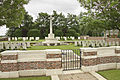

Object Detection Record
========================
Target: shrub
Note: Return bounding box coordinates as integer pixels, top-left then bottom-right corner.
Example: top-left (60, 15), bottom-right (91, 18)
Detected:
top-left (67, 38), bottom-right (72, 40)
top-left (27, 29), bottom-right (40, 37)
top-left (60, 38), bottom-right (65, 41)
top-left (18, 38), bottom-right (23, 41)
top-left (14, 29), bottom-right (22, 37)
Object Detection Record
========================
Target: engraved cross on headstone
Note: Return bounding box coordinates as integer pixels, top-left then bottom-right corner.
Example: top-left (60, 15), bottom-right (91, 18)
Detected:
top-left (49, 15), bottom-right (54, 34)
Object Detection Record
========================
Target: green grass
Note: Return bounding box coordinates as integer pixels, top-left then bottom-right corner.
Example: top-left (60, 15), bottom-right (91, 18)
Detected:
top-left (0, 76), bottom-right (51, 80)
top-left (27, 44), bottom-right (81, 50)
top-left (98, 70), bottom-right (120, 80)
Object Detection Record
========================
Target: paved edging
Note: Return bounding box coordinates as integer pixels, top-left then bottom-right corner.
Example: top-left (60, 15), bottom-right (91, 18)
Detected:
top-left (63, 70), bottom-right (84, 74)
top-left (51, 75), bottom-right (59, 80)
top-left (90, 71), bottom-right (107, 80)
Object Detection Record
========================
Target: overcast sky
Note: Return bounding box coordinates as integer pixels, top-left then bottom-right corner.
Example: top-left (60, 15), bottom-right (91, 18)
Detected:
top-left (0, 0), bottom-right (86, 36)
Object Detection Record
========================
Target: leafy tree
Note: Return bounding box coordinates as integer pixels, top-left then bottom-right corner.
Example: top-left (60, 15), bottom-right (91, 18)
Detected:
top-left (0, 0), bottom-right (29, 27)
top-left (20, 12), bottom-right (34, 37)
top-left (78, 0), bottom-right (120, 31)
top-left (78, 13), bottom-right (105, 36)
top-left (34, 12), bottom-right (49, 38)
top-left (27, 29), bottom-right (40, 37)
top-left (14, 29), bottom-right (22, 37)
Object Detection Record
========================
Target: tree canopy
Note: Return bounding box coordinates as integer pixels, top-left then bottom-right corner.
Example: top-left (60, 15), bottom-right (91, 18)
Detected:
top-left (78, 0), bottom-right (120, 30)
top-left (0, 0), bottom-right (29, 27)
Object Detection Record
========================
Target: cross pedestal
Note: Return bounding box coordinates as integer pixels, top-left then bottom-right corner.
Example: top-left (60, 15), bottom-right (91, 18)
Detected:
top-left (42, 15), bottom-right (60, 46)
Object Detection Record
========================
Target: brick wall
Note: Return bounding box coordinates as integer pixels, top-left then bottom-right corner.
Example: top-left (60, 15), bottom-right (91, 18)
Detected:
top-left (81, 47), bottom-right (120, 72)
top-left (0, 50), bottom-right (62, 72)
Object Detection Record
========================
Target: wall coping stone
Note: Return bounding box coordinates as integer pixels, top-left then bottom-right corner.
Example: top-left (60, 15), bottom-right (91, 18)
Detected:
top-left (18, 59), bottom-right (46, 62)
top-left (111, 46), bottom-right (120, 50)
top-left (1, 50), bottom-right (19, 55)
top-left (97, 47), bottom-right (115, 57)
top-left (80, 48), bottom-right (97, 52)
top-left (47, 58), bottom-right (61, 61)
top-left (1, 60), bottom-right (17, 63)
top-left (45, 49), bottom-right (61, 54)
top-left (82, 56), bottom-right (97, 59)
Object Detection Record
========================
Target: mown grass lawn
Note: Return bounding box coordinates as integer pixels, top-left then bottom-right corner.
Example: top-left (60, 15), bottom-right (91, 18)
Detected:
top-left (98, 70), bottom-right (120, 80)
top-left (0, 76), bottom-right (51, 80)
top-left (27, 44), bottom-right (81, 50)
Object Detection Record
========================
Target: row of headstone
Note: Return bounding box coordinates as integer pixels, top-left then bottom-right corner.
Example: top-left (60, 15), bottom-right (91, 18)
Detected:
top-left (8, 37), bottom-right (40, 41)
top-left (59, 37), bottom-right (75, 40)
top-left (0, 42), bottom-right (31, 50)
top-left (75, 40), bottom-right (120, 47)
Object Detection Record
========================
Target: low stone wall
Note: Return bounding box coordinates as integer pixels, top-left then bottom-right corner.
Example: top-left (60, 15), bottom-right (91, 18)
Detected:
top-left (0, 49), bottom-right (62, 78)
top-left (81, 46), bottom-right (120, 72)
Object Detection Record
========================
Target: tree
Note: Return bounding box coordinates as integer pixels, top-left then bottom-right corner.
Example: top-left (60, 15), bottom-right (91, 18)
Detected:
top-left (78, 13), bottom-right (105, 36)
top-left (20, 12), bottom-right (34, 37)
top-left (27, 29), bottom-right (40, 37)
top-left (0, 0), bottom-right (29, 27)
top-left (14, 29), bottom-right (22, 37)
top-left (78, 0), bottom-right (120, 31)
top-left (34, 12), bottom-right (49, 38)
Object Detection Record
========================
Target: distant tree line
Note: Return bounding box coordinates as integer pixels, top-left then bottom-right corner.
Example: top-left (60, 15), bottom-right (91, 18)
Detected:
top-left (6, 10), bottom-right (106, 38)
top-left (1, 0), bottom-right (119, 38)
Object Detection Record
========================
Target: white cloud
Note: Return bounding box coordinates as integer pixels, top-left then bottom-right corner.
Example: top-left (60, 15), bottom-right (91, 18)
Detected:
top-left (24, 0), bottom-right (86, 20)
top-left (0, 26), bottom-right (9, 36)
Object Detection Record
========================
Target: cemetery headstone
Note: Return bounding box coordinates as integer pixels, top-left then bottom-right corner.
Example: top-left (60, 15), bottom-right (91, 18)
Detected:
top-left (4, 42), bottom-right (9, 49)
top-left (0, 42), bottom-right (4, 50)
top-left (35, 37), bottom-right (40, 41)
top-left (78, 37), bottom-right (80, 40)
top-left (22, 42), bottom-right (27, 50)
top-left (26, 42), bottom-right (31, 48)
top-left (15, 37), bottom-right (17, 41)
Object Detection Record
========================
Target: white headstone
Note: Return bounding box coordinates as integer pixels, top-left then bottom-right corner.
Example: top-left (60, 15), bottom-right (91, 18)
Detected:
top-left (35, 37), bottom-right (40, 41)
top-left (8, 37), bottom-right (11, 41)
top-left (29, 37), bottom-right (34, 41)
top-left (26, 37), bottom-right (28, 40)
top-left (26, 42), bottom-right (31, 48)
top-left (23, 37), bottom-right (26, 41)
top-left (70, 37), bottom-right (75, 40)
top-left (82, 41), bottom-right (85, 47)
top-left (56, 37), bottom-right (60, 40)
top-left (109, 42), bottom-right (111, 46)
top-left (78, 37), bottom-right (80, 40)
top-left (63, 37), bottom-right (67, 41)
top-left (22, 42), bottom-right (27, 50)
top-left (75, 41), bottom-right (78, 46)
top-left (10, 42), bottom-right (15, 50)
top-left (78, 41), bottom-right (81, 46)
top-left (112, 41), bottom-right (115, 46)
top-left (16, 42), bottom-right (21, 49)
top-left (0, 42), bottom-right (4, 50)
top-left (116, 42), bottom-right (119, 46)
top-left (105, 42), bottom-right (108, 46)
top-left (12, 37), bottom-right (15, 40)
top-left (4, 42), bottom-right (9, 49)
top-left (15, 37), bottom-right (17, 41)
top-left (84, 37), bottom-right (86, 40)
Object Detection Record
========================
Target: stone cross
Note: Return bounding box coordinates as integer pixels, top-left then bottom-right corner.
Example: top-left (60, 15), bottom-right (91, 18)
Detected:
top-left (49, 15), bottom-right (54, 34)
